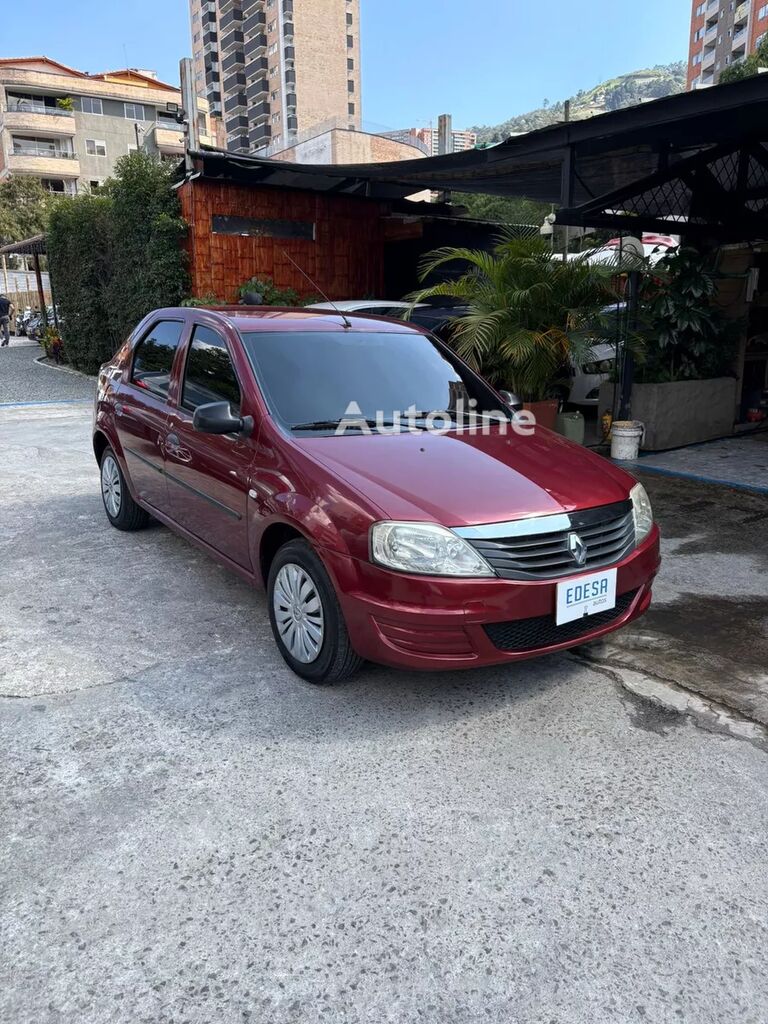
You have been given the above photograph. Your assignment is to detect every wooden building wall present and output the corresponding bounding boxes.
[178,179,387,302]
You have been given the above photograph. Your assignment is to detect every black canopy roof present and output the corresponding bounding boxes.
[189,75,768,242]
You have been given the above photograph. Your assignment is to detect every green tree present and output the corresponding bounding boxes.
[408,234,622,400]
[0,176,50,245]
[47,152,189,372]
[454,192,551,227]
[719,36,768,83]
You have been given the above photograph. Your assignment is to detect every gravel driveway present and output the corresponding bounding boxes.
[2,402,767,1024]
[0,340,95,405]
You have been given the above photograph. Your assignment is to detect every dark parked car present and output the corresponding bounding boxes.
[94,306,660,684]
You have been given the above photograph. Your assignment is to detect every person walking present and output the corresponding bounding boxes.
[0,293,13,346]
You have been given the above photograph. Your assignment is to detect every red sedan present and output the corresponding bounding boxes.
[93,307,660,684]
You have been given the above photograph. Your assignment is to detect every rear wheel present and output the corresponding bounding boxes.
[100,447,149,531]
[267,539,363,684]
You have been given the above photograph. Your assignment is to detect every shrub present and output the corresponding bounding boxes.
[47,152,189,373]
[238,276,301,306]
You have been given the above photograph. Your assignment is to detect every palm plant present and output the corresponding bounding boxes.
[408,234,627,401]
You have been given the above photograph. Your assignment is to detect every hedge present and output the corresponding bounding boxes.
[47,153,189,373]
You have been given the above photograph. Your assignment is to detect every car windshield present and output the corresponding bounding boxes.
[239,330,508,433]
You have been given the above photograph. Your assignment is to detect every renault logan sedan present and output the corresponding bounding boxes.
[93,307,660,684]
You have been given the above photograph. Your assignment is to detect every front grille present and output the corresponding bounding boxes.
[464,500,636,580]
[484,588,639,652]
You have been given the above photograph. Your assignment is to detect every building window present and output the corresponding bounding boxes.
[268,19,276,31]
[346,12,353,24]
[758,31,767,44]
[89,180,102,191]
[271,90,279,101]
[348,102,355,115]
[347,58,354,70]
[760,3,768,18]
[695,1,705,13]
[347,80,354,92]
[268,42,278,55]
[124,102,145,120]
[80,96,103,115]
[193,30,201,42]
[85,138,107,157]
[347,35,353,47]
[271,112,280,123]
[269,65,278,77]
[127,144,139,153]
[692,52,703,65]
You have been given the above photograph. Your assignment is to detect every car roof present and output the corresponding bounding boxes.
[155,306,431,334]
[305,299,422,311]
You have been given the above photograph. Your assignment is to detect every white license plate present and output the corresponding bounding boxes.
[556,568,617,626]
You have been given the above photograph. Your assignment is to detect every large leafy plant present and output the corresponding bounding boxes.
[638,247,738,382]
[408,234,623,401]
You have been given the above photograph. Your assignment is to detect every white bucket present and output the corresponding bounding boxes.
[610,420,644,460]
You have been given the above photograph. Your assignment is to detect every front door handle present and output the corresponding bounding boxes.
[164,432,192,464]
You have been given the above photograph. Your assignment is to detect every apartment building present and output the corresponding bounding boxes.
[190,0,361,155]
[688,0,768,88]
[0,57,214,195]
[380,127,478,156]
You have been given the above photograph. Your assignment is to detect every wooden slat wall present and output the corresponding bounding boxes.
[179,180,387,302]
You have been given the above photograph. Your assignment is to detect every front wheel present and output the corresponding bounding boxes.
[100,446,149,531]
[267,539,363,684]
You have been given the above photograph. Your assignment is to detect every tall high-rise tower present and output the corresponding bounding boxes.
[190,0,361,154]
[687,0,767,88]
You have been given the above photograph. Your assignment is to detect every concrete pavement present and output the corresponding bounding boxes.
[1,399,768,1024]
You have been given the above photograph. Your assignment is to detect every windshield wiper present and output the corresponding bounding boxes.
[291,418,427,433]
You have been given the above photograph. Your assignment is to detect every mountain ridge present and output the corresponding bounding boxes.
[468,62,687,144]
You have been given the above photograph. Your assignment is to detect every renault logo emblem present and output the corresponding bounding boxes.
[568,531,588,567]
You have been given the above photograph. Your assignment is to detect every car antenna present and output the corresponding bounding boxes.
[281,249,353,329]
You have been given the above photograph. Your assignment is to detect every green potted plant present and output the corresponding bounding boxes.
[56,96,74,112]
[408,234,622,429]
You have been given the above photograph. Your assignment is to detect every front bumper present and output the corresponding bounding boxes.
[322,527,661,671]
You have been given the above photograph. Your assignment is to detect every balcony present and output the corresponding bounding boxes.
[245,56,269,77]
[243,9,266,34]
[220,6,244,30]
[284,45,295,60]
[225,113,249,131]
[224,92,248,114]
[151,123,185,155]
[2,106,76,136]
[735,1,750,24]
[286,115,298,131]
[246,77,269,101]
[221,28,245,53]
[285,68,296,85]
[9,149,79,177]
[223,71,247,92]
[283,21,294,38]
[249,100,270,121]
[702,47,716,68]
[222,50,245,72]
[244,33,268,57]
[249,124,271,147]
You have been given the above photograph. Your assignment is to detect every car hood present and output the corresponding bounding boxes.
[299,427,635,527]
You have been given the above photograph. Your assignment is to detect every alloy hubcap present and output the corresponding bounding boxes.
[273,563,324,664]
[101,455,122,518]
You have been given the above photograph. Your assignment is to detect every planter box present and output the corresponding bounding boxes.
[598,377,738,451]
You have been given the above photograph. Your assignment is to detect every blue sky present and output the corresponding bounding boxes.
[5,0,691,131]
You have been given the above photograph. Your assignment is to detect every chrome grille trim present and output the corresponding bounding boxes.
[455,500,636,581]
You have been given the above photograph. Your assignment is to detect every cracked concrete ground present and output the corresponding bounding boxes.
[584,471,768,727]
[2,400,768,1024]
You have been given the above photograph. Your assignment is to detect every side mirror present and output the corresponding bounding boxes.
[192,401,254,437]
[499,389,524,412]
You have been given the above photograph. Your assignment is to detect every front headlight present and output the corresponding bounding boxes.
[370,521,494,577]
[630,482,654,543]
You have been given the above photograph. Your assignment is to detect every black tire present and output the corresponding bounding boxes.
[267,539,364,684]
[100,446,149,532]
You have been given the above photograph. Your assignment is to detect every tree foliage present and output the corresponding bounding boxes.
[453,192,551,227]
[47,152,189,372]
[637,247,739,382]
[0,177,51,246]
[408,234,623,401]
[719,36,768,84]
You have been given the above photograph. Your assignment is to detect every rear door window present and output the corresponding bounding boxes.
[181,325,241,413]
[131,320,184,398]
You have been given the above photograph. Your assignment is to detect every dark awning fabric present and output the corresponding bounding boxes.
[190,75,768,206]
